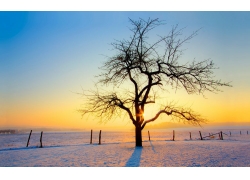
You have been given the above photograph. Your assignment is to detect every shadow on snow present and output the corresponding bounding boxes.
[125,146,143,167]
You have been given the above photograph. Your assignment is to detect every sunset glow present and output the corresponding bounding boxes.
[1,11,250,131]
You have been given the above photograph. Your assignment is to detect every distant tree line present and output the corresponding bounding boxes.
[0,129,17,134]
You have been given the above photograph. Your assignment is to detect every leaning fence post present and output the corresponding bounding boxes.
[98,130,102,145]
[173,130,175,141]
[40,131,43,148]
[220,131,223,140]
[189,132,192,140]
[199,131,203,140]
[90,129,93,144]
[26,130,32,147]
[148,130,151,141]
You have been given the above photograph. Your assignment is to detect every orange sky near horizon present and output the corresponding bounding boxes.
[1,85,250,130]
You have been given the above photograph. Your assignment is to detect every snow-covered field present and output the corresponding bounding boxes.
[0,128,249,167]
[1,128,249,180]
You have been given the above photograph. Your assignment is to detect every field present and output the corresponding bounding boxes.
[1,128,249,167]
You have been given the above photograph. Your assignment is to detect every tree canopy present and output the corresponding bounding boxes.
[79,18,231,146]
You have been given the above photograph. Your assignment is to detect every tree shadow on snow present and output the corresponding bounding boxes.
[149,141,156,153]
[125,146,143,167]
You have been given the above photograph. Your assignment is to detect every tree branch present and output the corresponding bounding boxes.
[141,105,206,130]
[78,89,136,125]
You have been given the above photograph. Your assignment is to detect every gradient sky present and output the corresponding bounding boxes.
[1,11,250,130]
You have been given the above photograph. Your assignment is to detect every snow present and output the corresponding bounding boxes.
[1,139,249,167]
[1,128,249,180]
[0,128,249,167]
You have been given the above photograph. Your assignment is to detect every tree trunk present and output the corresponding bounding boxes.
[135,125,142,147]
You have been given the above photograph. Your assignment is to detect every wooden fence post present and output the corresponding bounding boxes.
[26,130,32,147]
[148,130,150,141]
[98,130,102,145]
[247,131,248,135]
[220,131,223,140]
[230,131,231,136]
[199,131,203,140]
[173,130,175,141]
[240,131,241,135]
[40,131,43,148]
[189,132,192,140]
[90,129,93,144]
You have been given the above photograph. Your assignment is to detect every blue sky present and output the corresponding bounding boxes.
[1,11,250,129]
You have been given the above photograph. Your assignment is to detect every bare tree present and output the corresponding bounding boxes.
[79,18,231,147]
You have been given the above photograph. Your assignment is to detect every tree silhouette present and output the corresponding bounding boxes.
[79,18,231,146]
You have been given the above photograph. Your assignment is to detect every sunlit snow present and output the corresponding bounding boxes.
[0,129,249,167]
